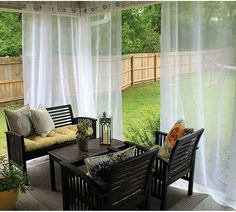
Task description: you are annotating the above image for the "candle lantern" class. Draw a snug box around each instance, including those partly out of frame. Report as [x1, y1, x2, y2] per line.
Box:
[99, 112, 112, 145]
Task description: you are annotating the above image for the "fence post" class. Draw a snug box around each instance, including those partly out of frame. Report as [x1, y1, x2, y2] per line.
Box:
[154, 54, 157, 81]
[131, 56, 134, 86]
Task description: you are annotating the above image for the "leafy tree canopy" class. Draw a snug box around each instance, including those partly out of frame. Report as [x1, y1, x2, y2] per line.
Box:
[0, 4, 161, 57]
[122, 4, 161, 54]
[0, 12, 22, 57]
[0, 5, 162, 57]
[1, 3, 235, 56]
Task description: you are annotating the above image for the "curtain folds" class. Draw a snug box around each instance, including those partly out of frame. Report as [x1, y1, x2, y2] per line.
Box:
[161, 2, 236, 209]
[23, 4, 123, 140]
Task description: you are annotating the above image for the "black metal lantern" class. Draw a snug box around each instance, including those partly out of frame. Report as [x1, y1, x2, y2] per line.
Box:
[99, 112, 112, 145]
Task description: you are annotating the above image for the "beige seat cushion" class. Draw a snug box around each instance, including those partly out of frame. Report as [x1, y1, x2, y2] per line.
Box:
[150, 144, 169, 160]
[24, 124, 77, 152]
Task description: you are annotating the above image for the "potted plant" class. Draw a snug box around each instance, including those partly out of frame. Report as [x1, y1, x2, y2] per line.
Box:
[0, 154, 29, 210]
[76, 120, 93, 152]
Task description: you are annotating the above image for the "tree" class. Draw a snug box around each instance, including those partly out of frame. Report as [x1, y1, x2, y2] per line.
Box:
[122, 4, 161, 54]
[168, 2, 236, 51]
[0, 12, 22, 57]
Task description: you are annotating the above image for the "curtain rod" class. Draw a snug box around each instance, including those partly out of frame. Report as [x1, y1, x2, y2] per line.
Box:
[0, 1, 159, 15]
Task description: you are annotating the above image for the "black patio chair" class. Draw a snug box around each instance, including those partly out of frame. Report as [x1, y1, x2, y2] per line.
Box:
[60, 146, 157, 210]
[152, 128, 204, 210]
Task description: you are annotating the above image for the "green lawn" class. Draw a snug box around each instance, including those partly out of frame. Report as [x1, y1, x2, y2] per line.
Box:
[0, 82, 160, 153]
[122, 82, 160, 146]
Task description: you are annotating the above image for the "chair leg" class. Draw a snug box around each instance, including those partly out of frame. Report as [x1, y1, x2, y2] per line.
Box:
[141, 200, 149, 210]
[22, 162, 29, 185]
[160, 181, 167, 210]
[143, 194, 151, 210]
[188, 169, 194, 196]
[143, 174, 152, 210]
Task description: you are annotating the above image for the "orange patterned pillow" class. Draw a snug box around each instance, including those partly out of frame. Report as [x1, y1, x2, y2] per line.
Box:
[150, 120, 193, 159]
[164, 120, 193, 155]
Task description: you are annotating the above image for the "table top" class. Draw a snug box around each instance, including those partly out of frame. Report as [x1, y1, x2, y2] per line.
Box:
[48, 138, 124, 164]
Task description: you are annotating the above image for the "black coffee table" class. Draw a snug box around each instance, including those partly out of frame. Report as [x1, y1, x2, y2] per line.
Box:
[48, 138, 124, 191]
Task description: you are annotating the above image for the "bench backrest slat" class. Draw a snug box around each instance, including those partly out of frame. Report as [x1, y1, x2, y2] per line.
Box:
[46, 104, 74, 128]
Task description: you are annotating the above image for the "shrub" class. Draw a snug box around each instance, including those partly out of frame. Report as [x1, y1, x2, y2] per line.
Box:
[124, 113, 160, 148]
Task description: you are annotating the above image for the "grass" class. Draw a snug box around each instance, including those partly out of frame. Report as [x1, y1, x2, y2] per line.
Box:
[0, 82, 160, 153]
[122, 82, 160, 145]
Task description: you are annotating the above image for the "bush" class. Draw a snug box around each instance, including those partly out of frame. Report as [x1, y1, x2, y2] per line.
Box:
[124, 112, 160, 148]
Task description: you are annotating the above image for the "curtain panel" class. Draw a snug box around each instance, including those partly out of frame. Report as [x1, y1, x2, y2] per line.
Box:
[22, 4, 123, 140]
[161, 2, 236, 209]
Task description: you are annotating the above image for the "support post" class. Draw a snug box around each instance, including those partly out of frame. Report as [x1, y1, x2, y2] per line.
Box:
[154, 54, 157, 81]
[131, 56, 134, 86]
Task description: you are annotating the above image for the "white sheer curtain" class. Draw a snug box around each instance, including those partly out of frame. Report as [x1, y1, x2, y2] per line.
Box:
[91, 6, 123, 139]
[161, 2, 236, 209]
[23, 3, 123, 139]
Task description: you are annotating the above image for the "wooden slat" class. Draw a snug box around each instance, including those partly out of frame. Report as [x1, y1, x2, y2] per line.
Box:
[0, 97, 23, 103]
[0, 79, 23, 84]
[134, 77, 155, 83]
[134, 66, 155, 70]
[49, 113, 71, 119]
[121, 69, 132, 74]
[50, 113, 72, 119]
[46, 105, 73, 128]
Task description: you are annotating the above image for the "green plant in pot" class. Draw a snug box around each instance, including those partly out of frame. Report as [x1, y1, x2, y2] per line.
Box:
[76, 120, 93, 152]
[0, 154, 29, 210]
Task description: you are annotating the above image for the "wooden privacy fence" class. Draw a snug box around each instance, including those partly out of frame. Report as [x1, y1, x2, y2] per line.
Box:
[0, 53, 160, 105]
[0, 57, 23, 105]
[121, 53, 160, 90]
[3, 49, 236, 104]
[2, 49, 234, 105]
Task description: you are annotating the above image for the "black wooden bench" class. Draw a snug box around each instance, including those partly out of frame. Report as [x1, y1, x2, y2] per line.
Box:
[5, 104, 97, 175]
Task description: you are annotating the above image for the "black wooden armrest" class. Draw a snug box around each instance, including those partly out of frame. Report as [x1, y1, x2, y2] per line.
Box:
[124, 141, 149, 151]
[5, 130, 24, 138]
[73, 117, 97, 123]
[155, 131, 168, 136]
[112, 141, 149, 155]
[5, 131, 25, 170]
[107, 146, 120, 152]
[79, 117, 97, 121]
[5, 131, 25, 149]
[71, 159, 86, 167]
[60, 161, 106, 193]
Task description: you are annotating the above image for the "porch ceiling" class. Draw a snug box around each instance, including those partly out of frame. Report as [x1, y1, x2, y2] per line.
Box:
[0, 1, 159, 13]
